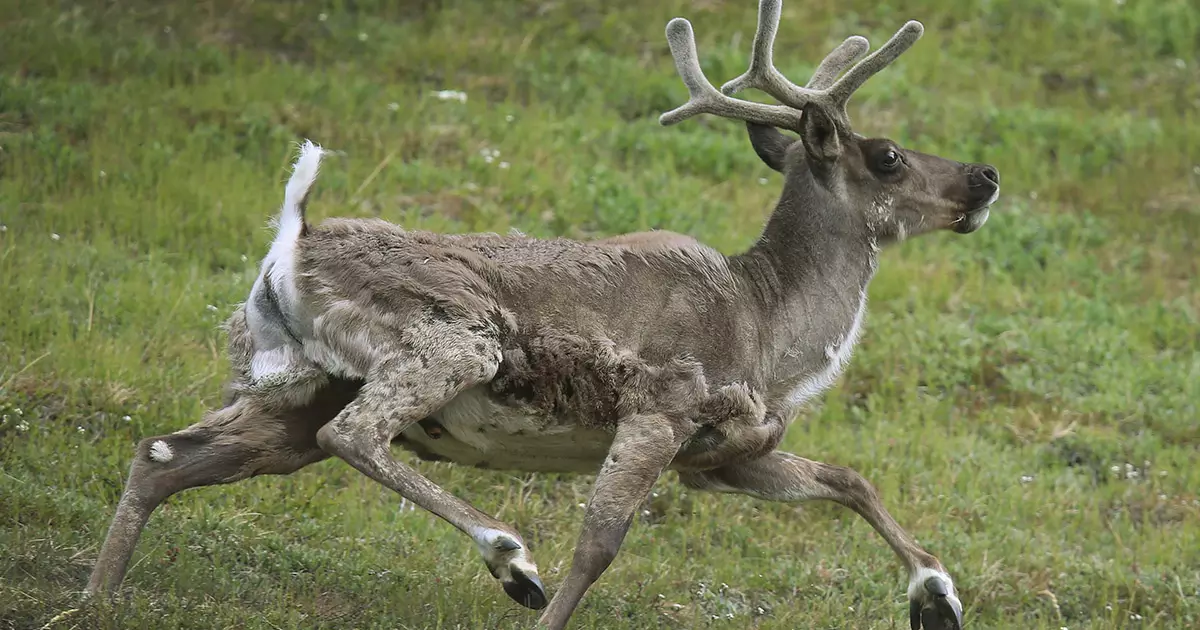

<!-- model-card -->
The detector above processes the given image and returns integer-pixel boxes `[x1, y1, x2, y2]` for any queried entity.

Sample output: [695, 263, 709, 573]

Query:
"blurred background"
[1, 0, 1197, 628]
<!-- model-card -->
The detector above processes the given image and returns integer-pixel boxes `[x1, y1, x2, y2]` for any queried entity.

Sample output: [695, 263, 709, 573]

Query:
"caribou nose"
[969, 164, 999, 187]
[965, 164, 1000, 211]
[979, 164, 999, 185]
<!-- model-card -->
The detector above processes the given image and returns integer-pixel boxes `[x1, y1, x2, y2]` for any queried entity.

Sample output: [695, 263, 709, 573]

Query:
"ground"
[1, 0, 1198, 628]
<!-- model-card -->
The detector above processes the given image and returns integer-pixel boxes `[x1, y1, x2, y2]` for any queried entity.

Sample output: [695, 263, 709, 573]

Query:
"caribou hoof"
[502, 566, 547, 609]
[476, 529, 547, 609]
[909, 573, 963, 630]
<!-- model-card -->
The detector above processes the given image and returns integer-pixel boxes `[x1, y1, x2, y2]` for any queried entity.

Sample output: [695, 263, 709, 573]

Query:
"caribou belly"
[395, 386, 614, 474]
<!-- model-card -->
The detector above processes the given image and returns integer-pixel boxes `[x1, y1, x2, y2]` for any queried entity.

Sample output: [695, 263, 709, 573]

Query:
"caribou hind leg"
[85, 377, 359, 595]
[679, 451, 963, 630]
[314, 324, 549, 610]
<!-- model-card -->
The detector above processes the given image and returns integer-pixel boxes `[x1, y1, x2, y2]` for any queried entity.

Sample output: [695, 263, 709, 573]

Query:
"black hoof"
[909, 576, 962, 630]
[495, 537, 522, 552]
[502, 567, 547, 610]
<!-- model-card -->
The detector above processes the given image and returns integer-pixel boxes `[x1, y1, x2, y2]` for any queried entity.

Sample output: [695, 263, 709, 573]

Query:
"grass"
[1, 0, 1198, 628]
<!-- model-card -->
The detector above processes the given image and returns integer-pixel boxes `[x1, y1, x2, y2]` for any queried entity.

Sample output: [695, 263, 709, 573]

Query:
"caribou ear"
[746, 122, 795, 173]
[800, 103, 843, 168]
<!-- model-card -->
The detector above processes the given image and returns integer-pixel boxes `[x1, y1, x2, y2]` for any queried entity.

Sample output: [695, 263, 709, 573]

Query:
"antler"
[719, 0, 869, 97]
[659, 17, 806, 131]
[659, 0, 924, 133]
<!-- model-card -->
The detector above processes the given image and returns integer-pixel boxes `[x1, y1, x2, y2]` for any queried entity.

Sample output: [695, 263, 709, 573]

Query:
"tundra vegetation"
[1, 0, 1197, 629]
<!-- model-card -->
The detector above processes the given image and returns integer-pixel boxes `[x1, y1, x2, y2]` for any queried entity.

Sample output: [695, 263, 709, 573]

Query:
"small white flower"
[1030, 191, 1039, 200]
[240, 254, 248, 262]
[758, 177, 768, 185]
[0, 224, 7, 232]
[16, 421, 29, 432]
[499, 161, 509, 169]
[99, 170, 107, 178]
[77, 426, 86, 433]
[122, 415, 132, 422]
[432, 89, 467, 103]
[318, 12, 328, 21]
[358, 32, 368, 42]
[206, 304, 218, 312]
[163, 26, 172, 34]
[1020, 474, 1034, 484]
[388, 102, 400, 111]
[577, 503, 585, 509]
[1174, 58, 1186, 70]
[51, 233, 61, 240]
[505, 114, 514, 122]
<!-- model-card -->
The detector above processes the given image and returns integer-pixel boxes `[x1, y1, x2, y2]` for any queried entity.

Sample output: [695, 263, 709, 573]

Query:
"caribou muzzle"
[954, 163, 1001, 234]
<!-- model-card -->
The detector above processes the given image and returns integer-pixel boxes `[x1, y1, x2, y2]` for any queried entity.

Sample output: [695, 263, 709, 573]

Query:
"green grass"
[2, 0, 1198, 628]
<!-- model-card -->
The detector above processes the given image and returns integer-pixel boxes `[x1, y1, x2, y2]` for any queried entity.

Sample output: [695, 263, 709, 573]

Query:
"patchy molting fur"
[868, 193, 897, 242]
[217, 138, 929, 481]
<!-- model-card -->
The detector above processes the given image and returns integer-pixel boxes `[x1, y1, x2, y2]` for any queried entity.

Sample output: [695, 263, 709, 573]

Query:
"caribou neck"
[731, 175, 879, 382]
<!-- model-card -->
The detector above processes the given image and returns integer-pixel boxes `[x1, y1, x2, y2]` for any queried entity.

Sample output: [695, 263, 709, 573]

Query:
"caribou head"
[660, 0, 1000, 249]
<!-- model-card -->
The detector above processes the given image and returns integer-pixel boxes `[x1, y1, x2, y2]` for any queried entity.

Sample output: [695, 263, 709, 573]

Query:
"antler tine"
[659, 17, 804, 131]
[825, 20, 925, 122]
[805, 35, 870, 90]
[718, 0, 790, 99]
[719, 0, 869, 103]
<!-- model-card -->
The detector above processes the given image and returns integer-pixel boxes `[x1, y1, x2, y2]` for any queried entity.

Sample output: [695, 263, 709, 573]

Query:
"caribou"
[87, 1, 999, 628]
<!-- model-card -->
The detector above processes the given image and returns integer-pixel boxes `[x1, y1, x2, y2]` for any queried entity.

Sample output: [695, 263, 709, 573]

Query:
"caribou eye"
[880, 149, 902, 170]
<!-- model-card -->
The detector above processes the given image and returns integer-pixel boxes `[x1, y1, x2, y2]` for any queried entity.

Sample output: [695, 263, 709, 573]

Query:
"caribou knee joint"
[816, 463, 880, 507]
[573, 527, 627, 582]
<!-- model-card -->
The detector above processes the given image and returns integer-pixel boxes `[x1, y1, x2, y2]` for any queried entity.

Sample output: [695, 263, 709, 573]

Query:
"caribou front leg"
[679, 451, 963, 630]
[536, 414, 686, 630]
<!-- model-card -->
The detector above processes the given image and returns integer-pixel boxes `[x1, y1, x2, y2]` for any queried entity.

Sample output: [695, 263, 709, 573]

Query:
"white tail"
[242, 140, 326, 385]
[273, 139, 324, 250]
[263, 138, 324, 294]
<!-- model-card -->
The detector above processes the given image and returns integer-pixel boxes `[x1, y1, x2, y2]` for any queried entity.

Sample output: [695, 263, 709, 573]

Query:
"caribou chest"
[775, 289, 868, 409]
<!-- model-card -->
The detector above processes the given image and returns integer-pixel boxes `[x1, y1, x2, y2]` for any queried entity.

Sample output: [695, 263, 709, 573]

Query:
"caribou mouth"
[953, 187, 999, 234]
[953, 206, 991, 234]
